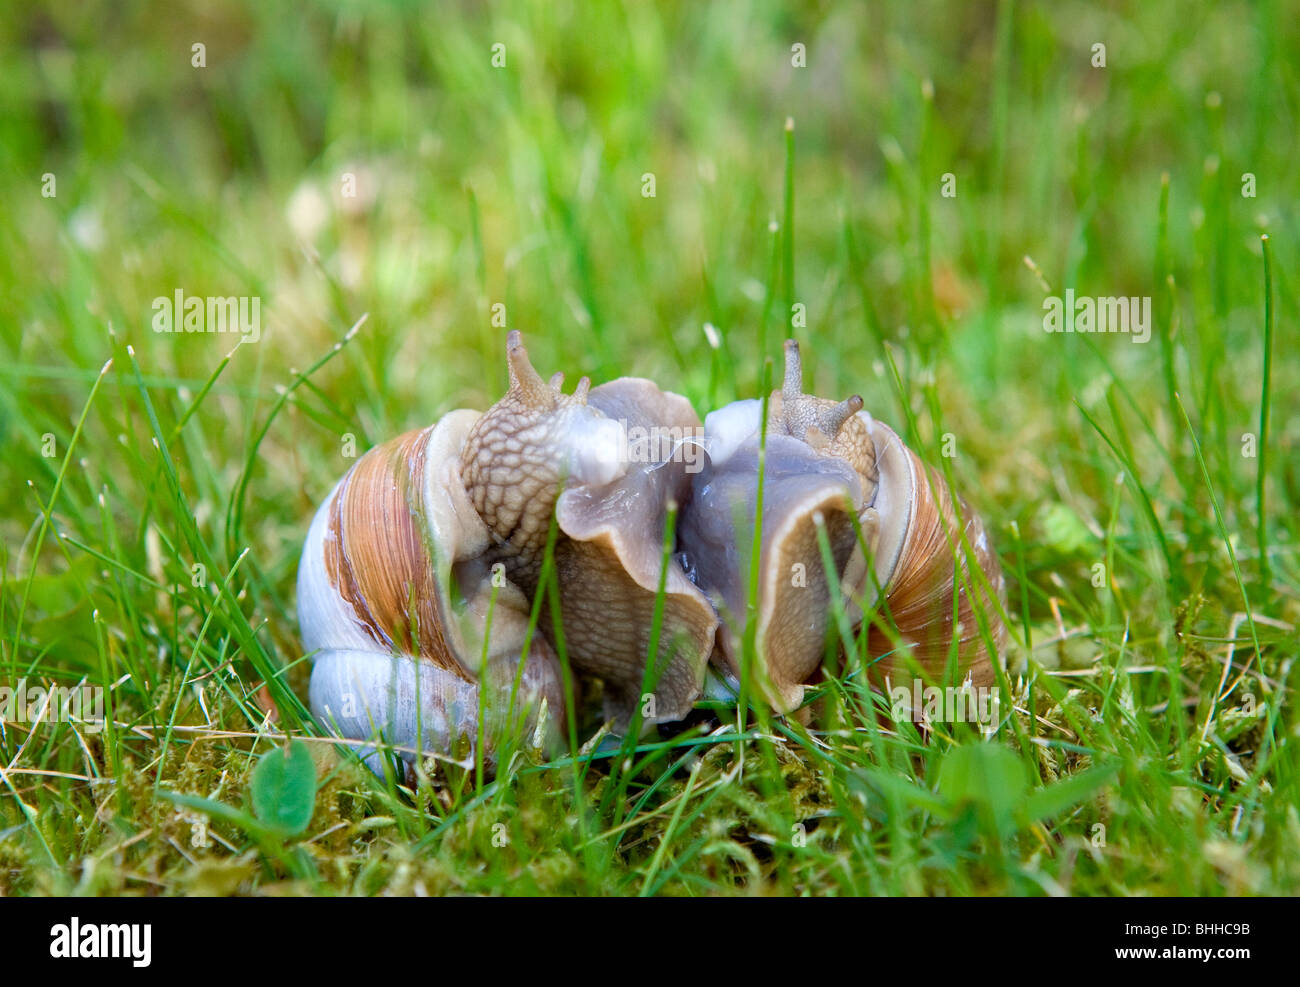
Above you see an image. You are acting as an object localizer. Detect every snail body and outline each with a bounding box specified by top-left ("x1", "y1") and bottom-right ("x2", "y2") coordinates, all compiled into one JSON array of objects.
[
  {"x1": 543, "y1": 377, "x2": 719, "y2": 722},
  {"x1": 680, "y1": 341, "x2": 1006, "y2": 713}
]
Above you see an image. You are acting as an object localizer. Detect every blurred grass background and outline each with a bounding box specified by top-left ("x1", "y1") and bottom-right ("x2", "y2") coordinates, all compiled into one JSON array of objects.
[{"x1": 0, "y1": 0, "x2": 1297, "y2": 895}]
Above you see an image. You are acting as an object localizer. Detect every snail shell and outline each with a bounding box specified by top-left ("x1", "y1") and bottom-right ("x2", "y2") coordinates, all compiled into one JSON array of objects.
[
  {"x1": 297, "y1": 332, "x2": 716, "y2": 773},
  {"x1": 680, "y1": 340, "x2": 1007, "y2": 712}
]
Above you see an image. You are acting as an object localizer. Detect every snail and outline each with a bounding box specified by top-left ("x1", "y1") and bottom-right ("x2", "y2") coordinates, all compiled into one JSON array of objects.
[
  {"x1": 679, "y1": 340, "x2": 1007, "y2": 713},
  {"x1": 297, "y1": 332, "x2": 717, "y2": 774}
]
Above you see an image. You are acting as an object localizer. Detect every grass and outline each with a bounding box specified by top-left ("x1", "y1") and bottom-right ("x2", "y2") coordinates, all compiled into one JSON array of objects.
[{"x1": 1, "y1": 0, "x2": 1298, "y2": 896}]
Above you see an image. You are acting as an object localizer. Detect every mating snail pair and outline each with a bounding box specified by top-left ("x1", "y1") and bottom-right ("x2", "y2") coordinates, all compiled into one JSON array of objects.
[{"x1": 297, "y1": 332, "x2": 1007, "y2": 774}]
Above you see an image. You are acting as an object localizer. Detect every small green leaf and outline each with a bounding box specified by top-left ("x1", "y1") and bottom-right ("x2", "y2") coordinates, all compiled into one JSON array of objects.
[
  {"x1": 251, "y1": 740, "x2": 317, "y2": 836},
  {"x1": 937, "y1": 742, "x2": 1027, "y2": 836}
]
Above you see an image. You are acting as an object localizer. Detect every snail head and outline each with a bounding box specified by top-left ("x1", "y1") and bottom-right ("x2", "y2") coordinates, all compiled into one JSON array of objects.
[
  {"x1": 460, "y1": 331, "x2": 628, "y2": 562},
  {"x1": 768, "y1": 339, "x2": 879, "y2": 497}
]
